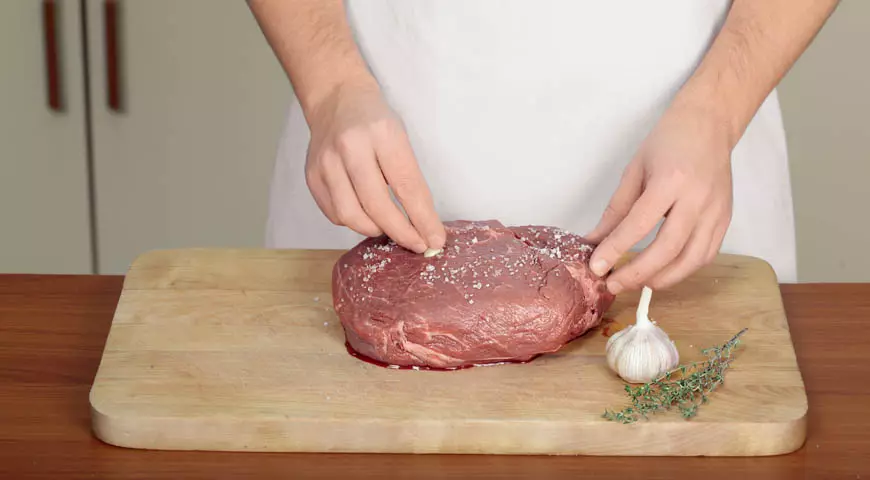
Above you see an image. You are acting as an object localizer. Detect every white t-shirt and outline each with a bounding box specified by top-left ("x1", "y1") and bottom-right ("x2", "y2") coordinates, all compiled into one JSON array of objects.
[{"x1": 265, "y1": 1, "x2": 797, "y2": 282}]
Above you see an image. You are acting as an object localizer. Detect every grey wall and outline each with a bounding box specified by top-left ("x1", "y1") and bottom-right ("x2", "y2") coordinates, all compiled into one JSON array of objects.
[{"x1": 778, "y1": 0, "x2": 870, "y2": 282}]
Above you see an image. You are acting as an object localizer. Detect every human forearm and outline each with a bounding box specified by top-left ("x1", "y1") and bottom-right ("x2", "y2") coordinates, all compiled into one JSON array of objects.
[
  {"x1": 247, "y1": 0, "x2": 377, "y2": 119},
  {"x1": 674, "y1": 0, "x2": 840, "y2": 148}
]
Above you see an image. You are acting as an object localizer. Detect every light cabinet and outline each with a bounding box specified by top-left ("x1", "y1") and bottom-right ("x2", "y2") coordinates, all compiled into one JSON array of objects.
[
  {"x1": 1, "y1": 0, "x2": 93, "y2": 274},
  {"x1": 1, "y1": 0, "x2": 290, "y2": 274}
]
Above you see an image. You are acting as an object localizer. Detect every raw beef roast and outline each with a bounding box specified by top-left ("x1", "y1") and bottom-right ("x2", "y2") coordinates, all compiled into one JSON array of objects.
[{"x1": 332, "y1": 220, "x2": 615, "y2": 369}]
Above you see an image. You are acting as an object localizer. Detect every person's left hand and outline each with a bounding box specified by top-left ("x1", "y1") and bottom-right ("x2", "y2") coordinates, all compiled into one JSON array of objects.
[{"x1": 585, "y1": 102, "x2": 735, "y2": 295}]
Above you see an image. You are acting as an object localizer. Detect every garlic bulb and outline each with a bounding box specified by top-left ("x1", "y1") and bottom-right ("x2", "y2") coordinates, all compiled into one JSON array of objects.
[{"x1": 606, "y1": 286, "x2": 679, "y2": 384}]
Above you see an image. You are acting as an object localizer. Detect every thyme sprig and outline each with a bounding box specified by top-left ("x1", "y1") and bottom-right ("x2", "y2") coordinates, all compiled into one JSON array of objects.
[{"x1": 603, "y1": 328, "x2": 748, "y2": 424}]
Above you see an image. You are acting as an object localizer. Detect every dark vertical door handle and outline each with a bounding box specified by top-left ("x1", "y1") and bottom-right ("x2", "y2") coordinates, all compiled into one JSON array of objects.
[
  {"x1": 104, "y1": 0, "x2": 122, "y2": 112},
  {"x1": 42, "y1": 0, "x2": 62, "y2": 112}
]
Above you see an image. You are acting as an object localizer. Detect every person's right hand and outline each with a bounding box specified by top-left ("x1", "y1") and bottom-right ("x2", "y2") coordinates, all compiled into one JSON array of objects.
[{"x1": 304, "y1": 80, "x2": 446, "y2": 254}]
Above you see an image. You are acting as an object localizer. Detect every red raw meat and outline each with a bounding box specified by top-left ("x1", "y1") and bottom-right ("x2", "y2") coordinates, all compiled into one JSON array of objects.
[{"x1": 332, "y1": 220, "x2": 615, "y2": 369}]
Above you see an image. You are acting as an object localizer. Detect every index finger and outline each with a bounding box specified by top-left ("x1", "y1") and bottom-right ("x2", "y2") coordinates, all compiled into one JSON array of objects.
[
  {"x1": 372, "y1": 122, "x2": 446, "y2": 250},
  {"x1": 341, "y1": 147, "x2": 429, "y2": 253},
  {"x1": 604, "y1": 200, "x2": 696, "y2": 293},
  {"x1": 589, "y1": 184, "x2": 674, "y2": 278}
]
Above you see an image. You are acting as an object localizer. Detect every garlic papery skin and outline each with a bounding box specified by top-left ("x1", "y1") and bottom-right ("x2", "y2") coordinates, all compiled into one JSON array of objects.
[{"x1": 605, "y1": 286, "x2": 679, "y2": 384}]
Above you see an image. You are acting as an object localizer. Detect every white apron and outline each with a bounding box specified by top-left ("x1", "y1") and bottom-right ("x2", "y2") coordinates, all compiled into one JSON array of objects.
[{"x1": 266, "y1": 1, "x2": 797, "y2": 283}]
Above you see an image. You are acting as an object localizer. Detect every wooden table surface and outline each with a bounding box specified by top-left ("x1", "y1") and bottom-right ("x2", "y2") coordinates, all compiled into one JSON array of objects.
[{"x1": 1, "y1": 275, "x2": 868, "y2": 479}]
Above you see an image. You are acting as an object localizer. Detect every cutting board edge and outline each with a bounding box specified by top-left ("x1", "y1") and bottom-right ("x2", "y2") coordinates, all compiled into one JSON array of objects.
[
  {"x1": 124, "y1": 248, "x2": 777, "y2": 272},
  {"x1": 127, "y1": 246, "x2": 346, "y2": 265},
  {"x1": 89, "y1": 389, "x2": 808, "y2": 457}
]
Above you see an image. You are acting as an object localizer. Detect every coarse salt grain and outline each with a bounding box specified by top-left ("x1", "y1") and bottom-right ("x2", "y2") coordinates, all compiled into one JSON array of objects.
[{"x1": 374, "y1": 243, "x2": 395, "y2": 252}]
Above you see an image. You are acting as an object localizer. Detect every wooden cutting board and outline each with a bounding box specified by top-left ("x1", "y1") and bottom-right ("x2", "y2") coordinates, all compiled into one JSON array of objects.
[{"x1": 89, "y1": 248, "x2": 807, "y2": 456}]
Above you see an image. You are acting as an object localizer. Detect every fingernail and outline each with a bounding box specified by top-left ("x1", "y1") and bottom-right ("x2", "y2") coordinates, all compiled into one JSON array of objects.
[
  {"x1": 427, "y1": 234, "x2": 446, "y2": 250},
  {"x1": 608, "y1": 280, "x2": 623, "y2": 295},
  {"x1": 590, "y1": 258, "x2": 609, "y2": 277}
]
